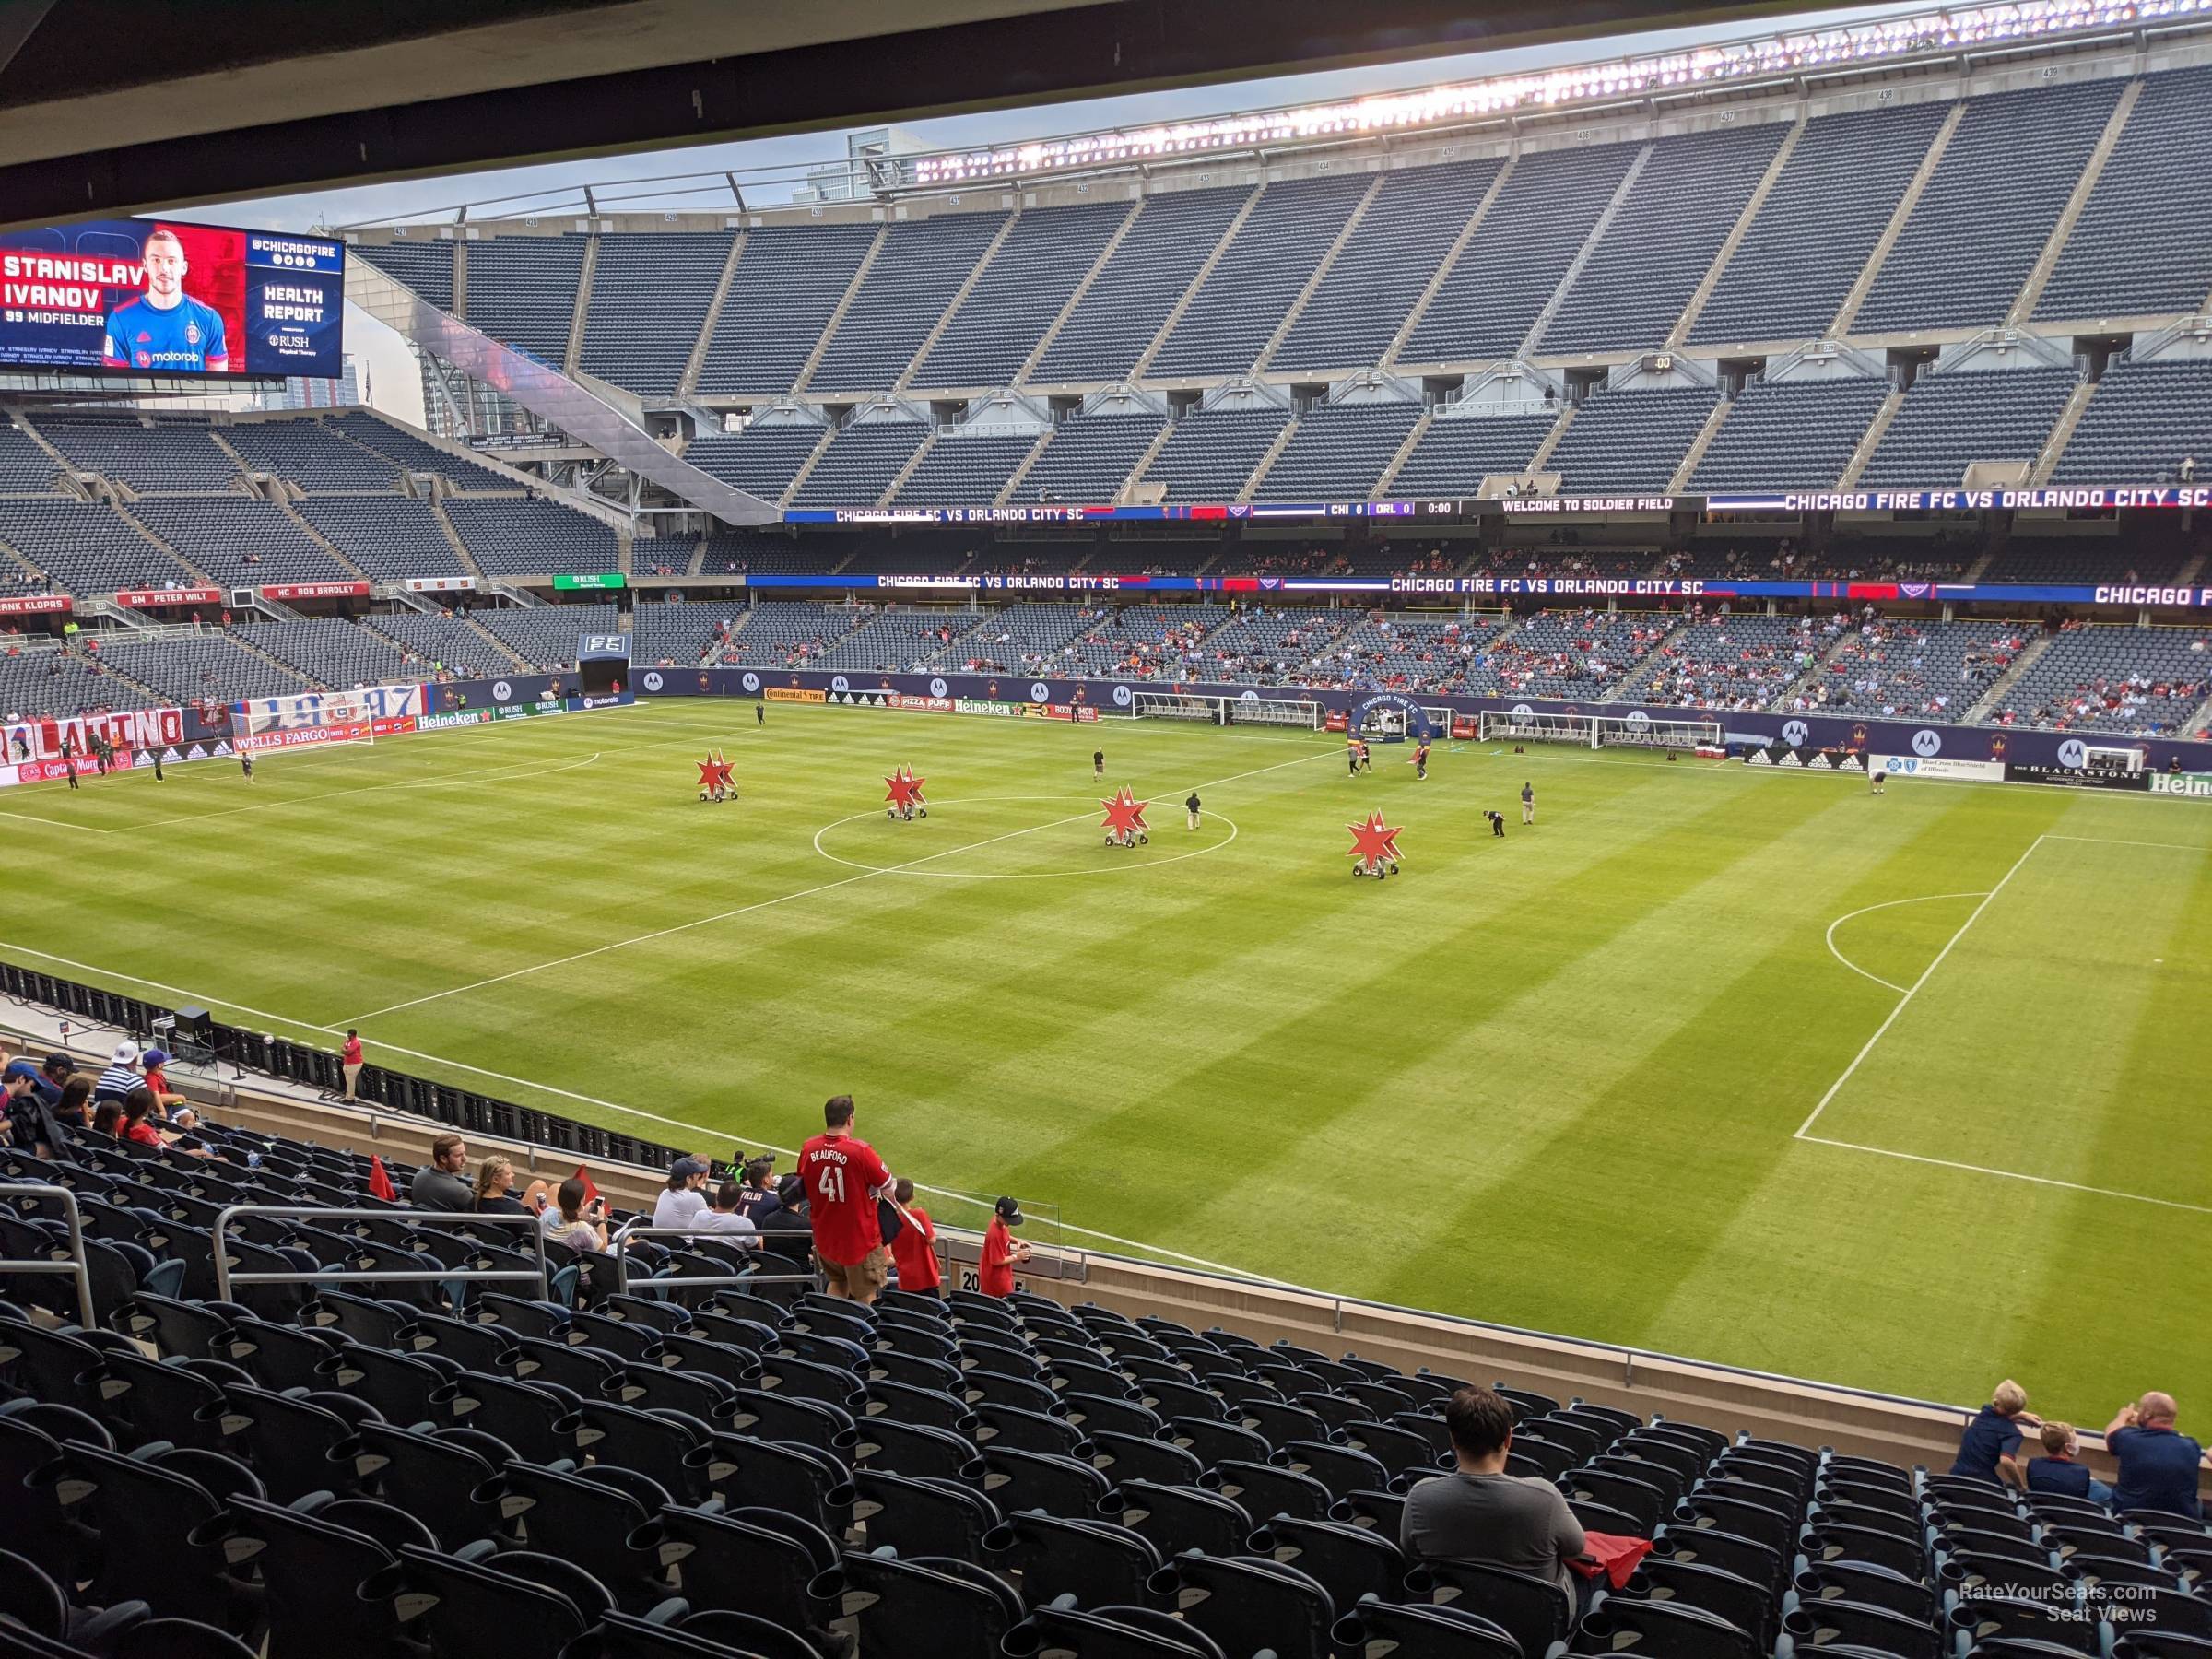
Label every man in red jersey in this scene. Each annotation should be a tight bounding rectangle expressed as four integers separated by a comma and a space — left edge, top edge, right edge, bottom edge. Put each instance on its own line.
978, 1195, 1031, 1298
887, 1177, 940, 1297
797, 1094, 896, 1304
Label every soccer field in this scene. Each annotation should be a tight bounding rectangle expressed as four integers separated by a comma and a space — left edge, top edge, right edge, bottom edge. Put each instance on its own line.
7, 698, 2208, 1417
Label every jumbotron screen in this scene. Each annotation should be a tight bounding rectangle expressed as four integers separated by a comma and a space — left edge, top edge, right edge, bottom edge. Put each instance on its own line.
0, 218, 344, 379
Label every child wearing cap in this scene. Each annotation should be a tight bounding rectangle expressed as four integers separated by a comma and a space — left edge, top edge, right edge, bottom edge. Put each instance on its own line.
978, 1195, 1031, 1298
141, 1049, 186, 1113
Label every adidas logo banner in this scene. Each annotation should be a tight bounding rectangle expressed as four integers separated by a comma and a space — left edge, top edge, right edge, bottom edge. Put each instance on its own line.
1747, 750, 1771, 766
1778, 752, 1802, 767
1806, 753, 1832, 770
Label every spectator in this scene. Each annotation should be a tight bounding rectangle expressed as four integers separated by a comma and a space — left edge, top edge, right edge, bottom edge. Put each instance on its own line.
2104, 1393, 2206, 1518
653, 1155, 712, 1230
1403, 1385, 1590, 1607
341, 1029, 364, 1102
1, 1071, 36, 1147
1952, 1380, 2038, 1489
731, 1154, 782, 1224
92, 1041, 142, 1103
2026, 1421, 2113, 1507
888, 1177, 940, 1297
53, 1076, 91, 1132
410, 1133, 475, 1211
1, 1050, 71, 1106
759, 1173, 811, 1238
541, 1175, 611, 1253
90, 1100, 125, 1138
693, 1180, 758, 1239
474, 1155, 547, 1216
141, 1048, 186, 1112
797, 1095, 896, 1305
977, 1194, 1030, 1298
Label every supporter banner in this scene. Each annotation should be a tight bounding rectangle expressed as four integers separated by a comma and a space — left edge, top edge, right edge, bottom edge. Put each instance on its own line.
402, 576, 477, 593
2004, 761, 2152, 791
359, 682, 428, 720
3, 707, 182, 768
0, 594, 69, 617
651, 668, 2212, 774
262, 581, 370, 601
114, 586, 220, 607
2150, 771, 2212, 798
1870, 755, 2007, 782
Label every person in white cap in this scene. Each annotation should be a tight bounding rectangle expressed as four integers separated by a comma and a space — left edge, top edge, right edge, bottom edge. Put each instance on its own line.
92, 1042, 143, 1104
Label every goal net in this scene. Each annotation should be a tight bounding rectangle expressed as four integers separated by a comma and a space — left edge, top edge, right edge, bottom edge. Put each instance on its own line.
235, 690, 376, 754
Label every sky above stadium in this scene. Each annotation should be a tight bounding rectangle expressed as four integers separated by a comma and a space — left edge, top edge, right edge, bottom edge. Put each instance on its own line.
178, 2, 1920, 420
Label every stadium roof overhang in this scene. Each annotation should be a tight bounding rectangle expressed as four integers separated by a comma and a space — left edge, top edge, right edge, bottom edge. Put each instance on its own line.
0, 0, 1832, 230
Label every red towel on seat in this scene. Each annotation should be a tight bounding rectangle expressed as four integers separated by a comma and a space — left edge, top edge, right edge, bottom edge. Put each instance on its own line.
1567, 1531, 1653, 1588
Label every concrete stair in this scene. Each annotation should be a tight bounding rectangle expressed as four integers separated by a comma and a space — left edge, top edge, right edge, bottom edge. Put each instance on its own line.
1530, 405, 1578, 471
1964, 629, 2056, 724
778, 426, 841, 507
678, 229, 749, 400
464, 616, 534, 670
793, 224, 888, 394
1668, 397, 1736, 494
1131, 184, 1265, 381
1771, 624, 1863, 710
272, 499, 371, 581
1374, 409, 1434, 498
2010, 78, 2142, 324
1837, 388, 1907, 488
564, 232, 601, 377
111, 503, 215, 586
1385, 158, 1517, 368
877, 430, 940, 507
1238, 415, 1301, 503
1016, 200, 1141, 386
1831, 100, 1966, 336
1669, 116, 1807, 348
1121, 420, 1179, 502
2030, 379, 2098, 484
1520, 145, 1653, 359
900, 210, 1023, 390
1254, 172, 1386, 373
994, 429, 1055, 509
427, 499, 488, 582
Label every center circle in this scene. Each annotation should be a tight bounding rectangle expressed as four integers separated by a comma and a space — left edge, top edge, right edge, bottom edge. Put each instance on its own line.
812, 793, 1239, 880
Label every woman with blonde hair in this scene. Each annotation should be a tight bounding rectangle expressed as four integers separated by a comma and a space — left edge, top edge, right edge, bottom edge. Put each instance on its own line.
474, 1154, 550, 1216
1952, 1378, 2040, 1489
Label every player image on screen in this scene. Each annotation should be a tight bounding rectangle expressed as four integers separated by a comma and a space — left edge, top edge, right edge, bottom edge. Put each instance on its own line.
101, 229, 229, 373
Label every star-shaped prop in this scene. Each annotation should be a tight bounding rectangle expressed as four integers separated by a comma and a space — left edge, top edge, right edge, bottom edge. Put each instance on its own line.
885, 766, 926, 811
1101, 786, 1149, 837
1347, 810, 1403, 865
696, 757, 733, 792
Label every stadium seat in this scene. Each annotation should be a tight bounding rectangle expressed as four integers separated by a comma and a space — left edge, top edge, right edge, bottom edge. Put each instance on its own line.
1002, 1596, 1227, 1658
833, 1547, 1024, 1659
1146, 1552, 1336, 1659
849, 1466, 1000, 1564
1331, 1595, 1531, 1658
1409, 1559, 1576, 1657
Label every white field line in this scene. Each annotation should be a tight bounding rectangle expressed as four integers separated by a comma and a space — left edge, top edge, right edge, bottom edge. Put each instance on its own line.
1796, 1136, 2212, 1216
337, 745, 1336, 1025
1793, 834, 2046, 1140
1823, 891, 1991, 994
0, 933, 1317, 1285
2042, 833, 2212, 853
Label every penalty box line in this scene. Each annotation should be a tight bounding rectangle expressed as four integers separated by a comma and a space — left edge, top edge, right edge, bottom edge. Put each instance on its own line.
335, 745, 1340, 1027
1796, 831, 2212, 1214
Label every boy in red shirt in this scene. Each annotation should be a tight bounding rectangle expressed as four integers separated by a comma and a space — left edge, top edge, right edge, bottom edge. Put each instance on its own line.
797, 1094, 895, 1304
978, 1195, 1030, 1298
888, 1177, 940, 1296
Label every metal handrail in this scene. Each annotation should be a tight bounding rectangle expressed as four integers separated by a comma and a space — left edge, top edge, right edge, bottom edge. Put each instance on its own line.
609, 1221, 819, 1296
0, 1182, 96, 1328
212, 1206, 549, 1300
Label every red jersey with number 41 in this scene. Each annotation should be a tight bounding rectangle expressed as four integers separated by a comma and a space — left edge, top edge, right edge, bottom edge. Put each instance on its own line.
798, 1132, 892, 1264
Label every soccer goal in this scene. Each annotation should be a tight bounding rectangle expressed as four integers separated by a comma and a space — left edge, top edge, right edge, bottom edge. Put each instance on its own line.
235, 690, 377, 754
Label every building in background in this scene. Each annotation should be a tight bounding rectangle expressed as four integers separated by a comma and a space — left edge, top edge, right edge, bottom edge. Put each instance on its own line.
265, 354, 365, 410
794, 126, 922, 202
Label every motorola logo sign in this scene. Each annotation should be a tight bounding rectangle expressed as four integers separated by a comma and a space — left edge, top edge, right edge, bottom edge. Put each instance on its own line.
1626, 709, 1649, 724
1030, 681, 1051, 701
1112, 685, 1133, 707
2057, 737, 2089, 769
491, 680, 512, 702
1240, 689, 1260, 701
1512, 703, 1535, 718
1912, 729, 1943, 757
929, 677, 948, 698
741, 672, 760, 693
642, 671, 664, 692
831, 676, 851, 694
1782, 720, 1809, 747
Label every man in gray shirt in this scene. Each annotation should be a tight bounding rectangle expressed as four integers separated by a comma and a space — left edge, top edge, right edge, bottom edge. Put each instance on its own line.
1403, 1385, 1588, 1600
408, 1133, 475, 1211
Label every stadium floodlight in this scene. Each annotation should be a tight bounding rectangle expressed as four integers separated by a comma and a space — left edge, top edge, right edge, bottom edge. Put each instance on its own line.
912, 0, 2206, 186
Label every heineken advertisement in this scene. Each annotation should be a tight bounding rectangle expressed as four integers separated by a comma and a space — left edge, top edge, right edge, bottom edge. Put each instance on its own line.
2150, 771, 2212, 798
553, 572, 627, 590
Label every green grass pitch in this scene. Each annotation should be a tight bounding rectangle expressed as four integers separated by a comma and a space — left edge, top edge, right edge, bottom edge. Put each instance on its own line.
7, 698, 2209, 1418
